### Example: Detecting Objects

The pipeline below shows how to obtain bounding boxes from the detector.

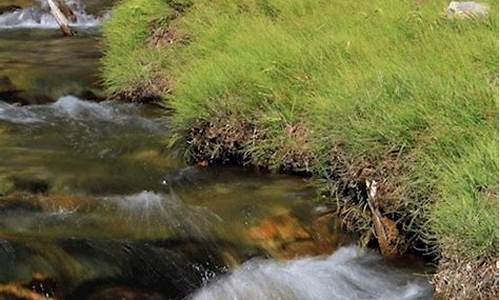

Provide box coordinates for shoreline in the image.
[100,0,499,298]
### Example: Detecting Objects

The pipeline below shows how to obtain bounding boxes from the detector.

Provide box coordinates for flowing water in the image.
[0,1,434,299]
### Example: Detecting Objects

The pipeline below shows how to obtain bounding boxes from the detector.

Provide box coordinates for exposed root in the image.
[115,75,171,102]
[188,117,261,165]
[272,123,315,173]
[148,26,188,48]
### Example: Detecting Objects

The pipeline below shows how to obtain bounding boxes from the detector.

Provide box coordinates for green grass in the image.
[102,0,498,260]
[101,0,171,96]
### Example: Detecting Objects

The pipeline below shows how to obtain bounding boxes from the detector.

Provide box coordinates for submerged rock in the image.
[0,5,22,15]
[446,1,489,18]
[247,212,350,259]
[0,192,93,213]
[0,273,61,300]
[0,284,51,300]
[0,238,253,300]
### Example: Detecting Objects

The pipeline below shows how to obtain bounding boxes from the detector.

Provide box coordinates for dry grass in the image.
[434,255,499,300]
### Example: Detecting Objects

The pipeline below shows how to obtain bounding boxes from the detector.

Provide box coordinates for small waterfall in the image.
[107,191,222,238]
[190,246,433,300]
[0,101,42,123]
[0,96,163,130]
[0,0,105,29]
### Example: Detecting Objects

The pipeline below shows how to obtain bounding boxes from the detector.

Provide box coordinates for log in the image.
[365,180,402,257]
[56,0,77,23]
[46,0,74,36]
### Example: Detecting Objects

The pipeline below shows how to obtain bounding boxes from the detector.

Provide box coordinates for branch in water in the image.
[46,0,75,36]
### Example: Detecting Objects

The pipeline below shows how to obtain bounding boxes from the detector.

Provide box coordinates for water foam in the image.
[0,0,105,29]
[0,96,162,131]
[190,246,433,300]
[0,101,42,123]
[107,191,222,238]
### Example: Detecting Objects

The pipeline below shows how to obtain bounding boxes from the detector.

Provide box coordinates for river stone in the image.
[446,1,489,18]
[0,76,17,93]
[0,5,22,15]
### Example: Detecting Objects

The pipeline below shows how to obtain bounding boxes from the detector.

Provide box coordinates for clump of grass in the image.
[430,137,498,259]
[102,0,498,290]
[101,0,171,99]
[166,0,498,257]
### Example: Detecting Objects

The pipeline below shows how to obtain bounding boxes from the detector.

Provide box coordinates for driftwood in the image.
[365,180,402,257]
[56,0,77,23]
[46,0,75,36]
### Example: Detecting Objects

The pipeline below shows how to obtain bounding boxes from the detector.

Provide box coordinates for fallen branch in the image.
[365,180,402,257]
[47,0,74,36]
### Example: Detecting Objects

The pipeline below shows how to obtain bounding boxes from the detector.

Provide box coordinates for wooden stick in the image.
[46,0,74,36]
[365,180,387,240]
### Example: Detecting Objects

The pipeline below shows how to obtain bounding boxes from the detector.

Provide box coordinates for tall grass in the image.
[101,0,171,96]
[102,0,498,260]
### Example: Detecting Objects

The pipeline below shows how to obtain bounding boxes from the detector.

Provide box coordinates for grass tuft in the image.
[101,0,171,99]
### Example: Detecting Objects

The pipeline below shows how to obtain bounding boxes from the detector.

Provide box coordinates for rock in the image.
[446,1,489,18]
[0,76,17,92]
[23,273,61,300]
[0,284,50,300]
[38,194,94,212]
[10,176,50,194]
[0,192,40,211]
[248,214,313,259]
[0,5,22,15]
[0,192,93,213]
[248,214,311,243]
[246,212,351,259]
[0,273,61,300]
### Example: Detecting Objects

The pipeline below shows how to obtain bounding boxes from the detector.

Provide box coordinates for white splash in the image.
[52,95,119,121]
[107,191,222,238]
[0,101,42,123]
[190,246,433,300]
[0,96,162,131]
[0,0,105,29]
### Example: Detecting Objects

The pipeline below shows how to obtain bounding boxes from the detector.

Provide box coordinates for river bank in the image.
[0,1,437,299]
[100,0,499,298]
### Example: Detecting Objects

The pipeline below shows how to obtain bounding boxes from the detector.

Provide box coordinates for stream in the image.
[0,1,434,299]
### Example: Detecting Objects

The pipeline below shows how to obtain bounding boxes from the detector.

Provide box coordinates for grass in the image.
[101,0,171,98]
[101,0,498,278]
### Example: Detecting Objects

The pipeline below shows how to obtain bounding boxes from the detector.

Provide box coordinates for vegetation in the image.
[101,0,171,99]
[102,0,498,295]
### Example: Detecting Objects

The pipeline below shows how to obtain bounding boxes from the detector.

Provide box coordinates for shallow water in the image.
[0,1,433,299]
[0,0,105,104]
